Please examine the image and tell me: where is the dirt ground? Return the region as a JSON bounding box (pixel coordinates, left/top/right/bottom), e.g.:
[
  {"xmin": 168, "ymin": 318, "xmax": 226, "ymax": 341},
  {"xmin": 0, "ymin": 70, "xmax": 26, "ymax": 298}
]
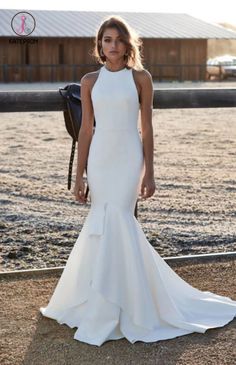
[
  {"xmin": 1, "ymin": 106, "xmax": 236, "ymax": 364},
  {"xmin": 0, "ymin": 107, "xmax": 236, "ymax": 271},
  {"xmin": 0, "ymin": 258, "xmax": 235, "ymax": 365}
]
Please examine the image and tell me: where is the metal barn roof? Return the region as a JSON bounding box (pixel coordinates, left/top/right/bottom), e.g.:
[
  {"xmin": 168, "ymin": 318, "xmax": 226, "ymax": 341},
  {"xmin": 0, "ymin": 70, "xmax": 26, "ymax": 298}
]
[{"xmin": 1, "ymin": 9, "xmax": 236, "ymax": 39}]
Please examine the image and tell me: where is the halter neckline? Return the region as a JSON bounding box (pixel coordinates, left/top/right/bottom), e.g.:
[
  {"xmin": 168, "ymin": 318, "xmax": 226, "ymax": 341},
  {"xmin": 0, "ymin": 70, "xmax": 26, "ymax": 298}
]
[{"xmin": 103, "ymin": 65, "xmax": 128, "ymax": 73}]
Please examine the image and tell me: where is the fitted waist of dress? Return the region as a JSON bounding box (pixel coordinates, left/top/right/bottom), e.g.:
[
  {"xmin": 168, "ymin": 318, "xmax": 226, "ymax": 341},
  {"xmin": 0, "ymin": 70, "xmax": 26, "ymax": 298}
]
[{"xmin": 94, "ymin": 127, "xmax": 139, "ymax": 132}]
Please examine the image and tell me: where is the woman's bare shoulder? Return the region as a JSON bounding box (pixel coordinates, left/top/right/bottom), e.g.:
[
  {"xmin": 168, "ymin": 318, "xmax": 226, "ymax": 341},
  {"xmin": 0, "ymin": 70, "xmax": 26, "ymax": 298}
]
[
  {"xmin": 132, "ymin": 68, "xmax": 152, "ymax": 83},
  {"xmin": 80, "ymin": 69, "xmax": 100, "ymax": 89}
]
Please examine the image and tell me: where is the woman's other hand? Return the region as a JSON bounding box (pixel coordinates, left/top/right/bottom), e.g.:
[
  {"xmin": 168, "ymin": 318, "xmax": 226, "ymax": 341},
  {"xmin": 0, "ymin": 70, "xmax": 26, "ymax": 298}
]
[
  {"xmin": 73, "ymin": 175, "xmax": 88, "ymax": 204},
  {"xmin": 140, "ymin": 173, "xmax": 156, "ymax": 200}
]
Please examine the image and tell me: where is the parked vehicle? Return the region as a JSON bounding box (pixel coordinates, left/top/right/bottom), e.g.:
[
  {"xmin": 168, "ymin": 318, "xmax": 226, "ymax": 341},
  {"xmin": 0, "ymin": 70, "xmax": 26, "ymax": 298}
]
[{"xmin": 206, "ymin": 55, "xmax": 236, "ymax": 80}]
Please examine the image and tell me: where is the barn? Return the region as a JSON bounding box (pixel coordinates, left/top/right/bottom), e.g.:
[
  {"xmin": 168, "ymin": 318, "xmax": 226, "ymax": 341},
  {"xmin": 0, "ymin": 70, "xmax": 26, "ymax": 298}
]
[{"xmin": 1, "ymin": 9, "xmax": 236, "ymax": 83}]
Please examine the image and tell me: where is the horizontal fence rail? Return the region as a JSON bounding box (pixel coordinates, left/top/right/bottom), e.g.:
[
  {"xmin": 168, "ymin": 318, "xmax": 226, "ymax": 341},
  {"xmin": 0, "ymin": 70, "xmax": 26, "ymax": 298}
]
[{"xmin": 0, "ymin": 88, "xmax": 236, "ymax": 112}]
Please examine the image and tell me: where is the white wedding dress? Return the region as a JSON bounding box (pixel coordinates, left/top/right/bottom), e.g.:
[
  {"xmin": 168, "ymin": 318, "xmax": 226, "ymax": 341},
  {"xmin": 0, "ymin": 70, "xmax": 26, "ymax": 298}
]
[{"xmin": 40, "ymin": 65, "xmax": 236, "ymax": 346}]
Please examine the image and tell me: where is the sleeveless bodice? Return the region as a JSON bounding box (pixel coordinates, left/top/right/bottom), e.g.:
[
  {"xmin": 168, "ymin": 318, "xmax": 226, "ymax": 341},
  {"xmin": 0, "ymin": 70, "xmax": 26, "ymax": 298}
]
[{"xmin": 91, "ymin": 65, "xmax": 139, "ymax": 131}]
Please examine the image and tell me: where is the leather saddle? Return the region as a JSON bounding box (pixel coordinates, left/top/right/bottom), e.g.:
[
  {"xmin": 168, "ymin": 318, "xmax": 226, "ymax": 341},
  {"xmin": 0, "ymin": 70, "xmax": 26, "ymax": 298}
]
[{"xmin": 59, "ymin": 83, "xmax": 95, "ymax": 197}]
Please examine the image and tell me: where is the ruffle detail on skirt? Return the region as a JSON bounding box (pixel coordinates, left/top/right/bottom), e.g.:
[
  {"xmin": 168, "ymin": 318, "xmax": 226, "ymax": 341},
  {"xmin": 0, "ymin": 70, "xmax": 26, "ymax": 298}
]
[
  {"xmin": 86, "ymin": 202, "xmax": 108, "ymax": 236},
  {"xmin": 40, "ymin": 203, "xmax": 236, "ymax": 346}
]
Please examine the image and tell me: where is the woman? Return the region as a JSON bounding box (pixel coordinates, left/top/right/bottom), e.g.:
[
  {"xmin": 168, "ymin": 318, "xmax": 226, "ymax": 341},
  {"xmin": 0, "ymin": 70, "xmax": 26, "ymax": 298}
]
[{"xmin": 40, "ymin": 15, "xmax": 236, "ymax": 347}]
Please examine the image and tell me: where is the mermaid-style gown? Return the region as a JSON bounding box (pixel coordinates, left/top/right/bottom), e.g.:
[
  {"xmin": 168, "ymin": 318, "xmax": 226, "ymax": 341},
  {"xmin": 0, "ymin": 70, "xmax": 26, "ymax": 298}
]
[{"xmin": 40, "ymin": 65, "xmax": 236, "ymax": 346}]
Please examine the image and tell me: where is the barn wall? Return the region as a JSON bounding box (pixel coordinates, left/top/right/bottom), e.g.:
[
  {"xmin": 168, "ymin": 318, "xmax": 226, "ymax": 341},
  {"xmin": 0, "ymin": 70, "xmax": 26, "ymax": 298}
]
[
  {"xmin": 142, "ymin": 38, "xmax": 207, "ymax": 80},
  {"xmin": 0, "ymin": 37, "xmax": 98, "ymax": 82},
  {"xmin": 180, "ymin": 39, "xmax": 207, "ymax": 80},
  {"xmin": 0, "ymin": 37, "xmax": 207, "ymax": 82},
  {"xmin": 0, "ymin": 37, "xmax": 26, "ymax": 82},
  {"xmin": 142, "ymin": 38, "xmax": 181, "ymax": 79}
]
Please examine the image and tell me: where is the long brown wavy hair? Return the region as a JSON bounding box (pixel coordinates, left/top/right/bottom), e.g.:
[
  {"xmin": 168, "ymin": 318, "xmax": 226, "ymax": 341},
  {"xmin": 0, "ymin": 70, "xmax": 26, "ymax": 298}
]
[{"xmin": 91, "ymin": 15, "xmax": 144, "ymax": 71}]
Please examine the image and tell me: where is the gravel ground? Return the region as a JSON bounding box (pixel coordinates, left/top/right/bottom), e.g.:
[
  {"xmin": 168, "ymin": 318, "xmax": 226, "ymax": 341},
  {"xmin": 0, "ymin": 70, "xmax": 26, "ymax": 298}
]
[
  {"xmin": 0, "ymin": 258, "xmax": 235, "ymax": 365},
  {"xmin": 0, "ymin": 106, "xmax": 236, "ymax": 271}
]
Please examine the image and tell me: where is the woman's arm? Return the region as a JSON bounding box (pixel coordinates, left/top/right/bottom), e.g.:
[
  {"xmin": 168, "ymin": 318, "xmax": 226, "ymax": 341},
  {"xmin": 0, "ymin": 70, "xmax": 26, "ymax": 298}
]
[
  {"xmin": 139, "ymin": 69, "xmax": 154, "ymax": 177},
  {"xmin": 139, "ymin": 70, "xmax": 156, "ymax": 199},
  {"xmin": 73, "ymin": 74, "xmax": 95, "ymax": 203}
]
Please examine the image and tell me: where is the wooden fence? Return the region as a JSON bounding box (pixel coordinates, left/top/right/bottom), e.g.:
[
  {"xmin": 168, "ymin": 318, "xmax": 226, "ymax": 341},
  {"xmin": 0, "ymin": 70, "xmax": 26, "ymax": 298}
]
[{"xmin": 0, "ymin": 88, "xmax": 236, "ymax": 112}]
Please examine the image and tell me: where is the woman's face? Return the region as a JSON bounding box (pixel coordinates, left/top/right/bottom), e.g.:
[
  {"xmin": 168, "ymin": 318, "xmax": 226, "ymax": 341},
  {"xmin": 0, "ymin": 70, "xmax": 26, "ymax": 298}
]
[{"xmin": 101, "ymin": 27, "xmax": 127, "ymax": 61}]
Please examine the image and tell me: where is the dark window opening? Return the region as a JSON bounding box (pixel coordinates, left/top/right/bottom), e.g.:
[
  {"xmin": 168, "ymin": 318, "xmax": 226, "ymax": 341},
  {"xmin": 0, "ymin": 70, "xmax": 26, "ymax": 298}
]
[
  {"xmin": 25, "ymin": 43, "xmax": 29, "ymax": 64},
  {"xmin": 59, "ymin": 44, "xmax": 64, "ymax": 64},
  {"xmin": 21, "ymin": 44, "xmax": 29, "ymax": 65}
]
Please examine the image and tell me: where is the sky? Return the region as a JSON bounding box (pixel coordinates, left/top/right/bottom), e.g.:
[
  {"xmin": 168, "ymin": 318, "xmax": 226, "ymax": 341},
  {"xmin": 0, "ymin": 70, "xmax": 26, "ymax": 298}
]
[{"xmin": 2, "ymin": 0, "xmax": 236, "ymax": 26}]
